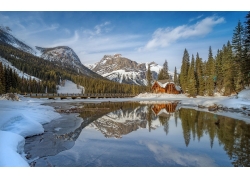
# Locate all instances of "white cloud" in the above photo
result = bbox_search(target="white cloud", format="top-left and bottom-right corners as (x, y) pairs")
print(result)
(83, 21), (112, 36)
(50, 31), (79, 47)
(140, 16), (225, 51)
(63, 28), (71, 35)
(26, 23), (59, 35)
(189, 14), (204, 22)
(141, 140), (217, 166)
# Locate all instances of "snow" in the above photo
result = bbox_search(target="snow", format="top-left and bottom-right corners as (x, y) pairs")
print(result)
(0, 97), (61, 167)
(0, 56), (40, 81)
(57, 80), (84, 94)
(0, 131), (29, 167)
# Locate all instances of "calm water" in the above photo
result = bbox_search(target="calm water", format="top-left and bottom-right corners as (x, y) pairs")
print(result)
(32, 102), (250, 167)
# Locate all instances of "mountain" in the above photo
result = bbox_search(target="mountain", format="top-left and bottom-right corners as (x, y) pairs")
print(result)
(35, 46), (105, 79)
(86, 54), (174, 86)
(0, 26), (36, 55)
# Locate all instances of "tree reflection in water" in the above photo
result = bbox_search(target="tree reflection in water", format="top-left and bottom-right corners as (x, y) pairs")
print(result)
(75, 101), (250, 167)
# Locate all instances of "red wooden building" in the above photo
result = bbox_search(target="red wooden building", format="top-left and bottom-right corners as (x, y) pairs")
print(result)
(151, 80), (181, 94)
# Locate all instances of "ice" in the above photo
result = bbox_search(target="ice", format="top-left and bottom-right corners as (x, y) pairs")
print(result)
(0, 98), (61, 167)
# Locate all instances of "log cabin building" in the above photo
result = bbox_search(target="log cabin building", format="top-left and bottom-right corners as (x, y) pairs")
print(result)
(151, 79), (181, 94)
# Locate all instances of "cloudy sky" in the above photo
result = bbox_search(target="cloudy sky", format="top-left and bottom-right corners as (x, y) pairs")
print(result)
(0, 2), (248, 71)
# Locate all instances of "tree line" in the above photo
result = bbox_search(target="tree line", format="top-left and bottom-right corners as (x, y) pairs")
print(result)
(179, 12), (250, 97)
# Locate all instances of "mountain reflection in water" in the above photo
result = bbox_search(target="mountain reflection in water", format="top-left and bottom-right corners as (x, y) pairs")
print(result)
(78, 101), (250, 167)
(32, 101), (250, 167)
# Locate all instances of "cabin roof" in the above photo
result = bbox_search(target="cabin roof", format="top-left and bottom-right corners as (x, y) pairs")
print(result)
(152, 79), (174, 88)
(152, 79), (181, 92)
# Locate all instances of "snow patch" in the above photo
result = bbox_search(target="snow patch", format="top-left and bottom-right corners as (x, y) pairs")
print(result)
(57, 80), (84, 94)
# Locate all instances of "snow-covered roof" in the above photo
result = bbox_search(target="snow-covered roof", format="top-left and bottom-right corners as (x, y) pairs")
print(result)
(153, 80), (175, 88)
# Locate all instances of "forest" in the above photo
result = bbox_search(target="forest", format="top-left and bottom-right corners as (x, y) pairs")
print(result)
(178, 12), (250, 96)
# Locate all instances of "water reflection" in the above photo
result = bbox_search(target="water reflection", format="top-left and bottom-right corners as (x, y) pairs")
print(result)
(31, 101), (250, 167)
(178, 108), (250, 167)
(80, 102), (250, 167)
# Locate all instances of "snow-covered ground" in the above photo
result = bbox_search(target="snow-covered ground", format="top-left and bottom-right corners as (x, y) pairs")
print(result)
(1, 89), (250, 167)
(57, 80), (84, 94)
(0, 97), (61, 166)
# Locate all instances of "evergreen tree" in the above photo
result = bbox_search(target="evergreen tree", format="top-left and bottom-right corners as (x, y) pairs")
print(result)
(205, 46), (215, 96)
(221, 42), (235, 95)
(187, 54), (197, 97)
(232, 21), (245, 91)
(162, 60), (170, 79)
(174, 66), (178, 85)
(243, 12), (250, 86)
(195, 53), (205, 96)
(158, 60), (170, 80)
(0, 62), (5, 94)
(214, 49), (224, 93)
(179, 49), (190, 93)
(146, 64), (153, 92)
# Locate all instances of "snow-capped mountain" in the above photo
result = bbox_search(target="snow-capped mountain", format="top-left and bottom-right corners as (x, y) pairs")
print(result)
(0, 26), (36, 55)
(86, 54), (174, 86)
(35, 46), (104, 79)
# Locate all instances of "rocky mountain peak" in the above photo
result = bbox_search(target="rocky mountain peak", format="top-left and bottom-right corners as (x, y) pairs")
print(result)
(35, 46), (105, 79)
(87, 54), (164, 86)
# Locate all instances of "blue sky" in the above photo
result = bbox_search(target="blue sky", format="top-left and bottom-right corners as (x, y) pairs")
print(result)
(0, 11), (248, 71)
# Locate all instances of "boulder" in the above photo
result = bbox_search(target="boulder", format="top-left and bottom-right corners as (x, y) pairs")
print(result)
(0, 93), (20, 101)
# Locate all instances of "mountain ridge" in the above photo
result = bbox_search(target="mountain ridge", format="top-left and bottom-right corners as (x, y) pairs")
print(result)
(0, 26), (36, 55)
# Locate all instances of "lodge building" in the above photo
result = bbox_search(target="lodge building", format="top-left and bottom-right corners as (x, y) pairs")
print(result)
(151, 79), (181, 94)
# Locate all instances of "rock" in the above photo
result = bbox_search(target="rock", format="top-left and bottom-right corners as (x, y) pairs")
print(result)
(208, 105), (218, 111)
(198, 105), (205, 109)
(0, 93), (20, 101)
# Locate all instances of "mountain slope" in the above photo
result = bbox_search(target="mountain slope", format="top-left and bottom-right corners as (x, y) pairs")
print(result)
(86, 54), (174, 86)
(0, 26), (36, 55)
(36, 46), (105, 79)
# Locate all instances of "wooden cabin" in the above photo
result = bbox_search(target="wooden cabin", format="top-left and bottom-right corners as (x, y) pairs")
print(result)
(151, 79), (181, 94)
(151, 81), (165, 93)
(165, 82), (181, 94)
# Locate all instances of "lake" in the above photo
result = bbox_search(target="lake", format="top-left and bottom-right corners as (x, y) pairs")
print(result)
(25, 101), (250, 167)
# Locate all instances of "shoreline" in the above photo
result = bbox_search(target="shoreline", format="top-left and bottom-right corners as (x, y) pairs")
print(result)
(24, 102), (84, 167)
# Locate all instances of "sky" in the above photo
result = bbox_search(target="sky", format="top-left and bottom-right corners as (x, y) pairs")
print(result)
(0, 1), (249, 72)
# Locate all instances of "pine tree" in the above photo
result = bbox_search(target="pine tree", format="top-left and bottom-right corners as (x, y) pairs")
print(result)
(147, 64), (153, 92)
(232, 21), (245, 91)
(243, 12), (250, 86)
(195, 53), (205, 95)
(162, 60), (170, 80)
(0, 62), (5, 94)
(179, 49), (190, 93)
(187, 54), (197, 97)
(205, 46), (215, 96)
(174, 66), (178, 85)
(222, 42), (235, 95)
(214, 49), (224, 93)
